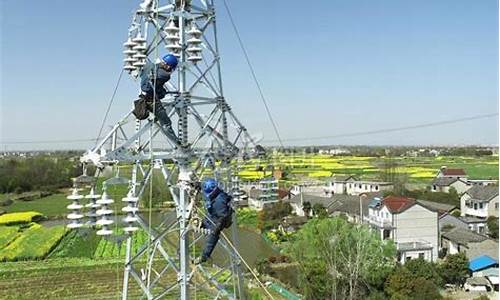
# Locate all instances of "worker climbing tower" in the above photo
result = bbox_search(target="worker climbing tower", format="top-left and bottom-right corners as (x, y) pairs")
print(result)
(67, 0), (260, 299)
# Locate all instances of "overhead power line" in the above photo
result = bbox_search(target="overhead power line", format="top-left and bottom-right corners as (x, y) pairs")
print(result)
(2, 112), (497, 146)
(262, 112), (499, 144)
(222, 0), (284, 148)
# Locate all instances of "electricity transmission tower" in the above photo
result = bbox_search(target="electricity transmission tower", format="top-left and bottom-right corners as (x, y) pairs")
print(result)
(67, 1), (256, 299)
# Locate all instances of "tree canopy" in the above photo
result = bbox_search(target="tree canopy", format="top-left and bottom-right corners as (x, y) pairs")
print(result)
(286, 217), (396, 299)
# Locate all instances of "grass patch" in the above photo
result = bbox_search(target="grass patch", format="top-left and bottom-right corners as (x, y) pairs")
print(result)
(4, 194), (68, 218)
(48, 229), (101, 259)
(237, 208), (258, 228)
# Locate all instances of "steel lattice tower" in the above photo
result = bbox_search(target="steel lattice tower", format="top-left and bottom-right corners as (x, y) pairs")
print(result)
(68, 1), (256, 299)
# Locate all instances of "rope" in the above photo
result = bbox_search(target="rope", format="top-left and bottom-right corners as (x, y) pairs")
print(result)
(195, 208), (276, 300)
(95, 69), (125, 146)
(221, 0), (284, 149)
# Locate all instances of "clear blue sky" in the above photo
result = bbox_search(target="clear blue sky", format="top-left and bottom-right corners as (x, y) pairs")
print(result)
(1, 0), (498, 150)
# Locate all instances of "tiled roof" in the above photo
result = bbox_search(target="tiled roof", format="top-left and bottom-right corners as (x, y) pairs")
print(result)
(441, 227), (488, 245)
(465, 185), (499, 201)
(382, 196), (415, 213)
(248, 188), (289, 200)
(331, 175), (358, 182)
(442, 168), (467, 176)
(417, 199), (457, 214)
(431, 177), (459, 186)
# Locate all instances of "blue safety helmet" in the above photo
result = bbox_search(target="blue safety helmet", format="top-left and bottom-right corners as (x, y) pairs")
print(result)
(202, 178), (218, 196)
(161, 54), (178, 69)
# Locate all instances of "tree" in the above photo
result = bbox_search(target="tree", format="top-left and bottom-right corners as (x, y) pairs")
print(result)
(256, 201), (292, 230)
(487, 216), (498, 239)
(438, 252), (469, 287)
(404, 258), (442, 287)
(286, 217), (396, 299)
(384, 267), (442, 300)
(312, 203), (328, 218)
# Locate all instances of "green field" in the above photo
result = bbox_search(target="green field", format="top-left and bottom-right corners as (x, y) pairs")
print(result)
(0, 257), (284, 300)
(3, 194), (69, 217)
(0, 224), (66, 262)
(237, 154), (499, 183)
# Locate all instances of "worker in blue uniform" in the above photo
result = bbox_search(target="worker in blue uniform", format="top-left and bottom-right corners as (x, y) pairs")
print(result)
(133, 53), (180, 146)
(194, 178), (234, 264)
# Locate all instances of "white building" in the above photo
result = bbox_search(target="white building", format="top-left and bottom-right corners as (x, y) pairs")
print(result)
(436, 166), (468, 180)
(247, 177), (284, 210)
(430, 177), (471, 194)
(325, 175), (393, 196)
(461, 185), (499, 219)
(365, 196), (439, 264)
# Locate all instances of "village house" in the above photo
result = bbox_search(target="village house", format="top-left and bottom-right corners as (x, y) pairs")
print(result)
(461, 185), (499, 219)
(324, 175), (393, 196)
(365, 196), (439, 264)
(468, 255), (499, 292)
(417, 199), (459, 216)
(441, 227), (499, 260)
(278, 216), (308, 234)
(439, 213), (469, 232)
(284, 193), (339, 217)
(436, 166), (468, 180)
(468, 179), (498, 187)
(430, 177), (470, 194)
(246, 177), (290, 210)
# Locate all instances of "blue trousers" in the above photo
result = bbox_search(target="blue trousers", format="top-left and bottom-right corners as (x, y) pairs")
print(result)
(201, 218), (221, 260)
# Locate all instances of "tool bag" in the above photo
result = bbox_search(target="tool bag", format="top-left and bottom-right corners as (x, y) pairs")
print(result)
(132, 98), (149, 120)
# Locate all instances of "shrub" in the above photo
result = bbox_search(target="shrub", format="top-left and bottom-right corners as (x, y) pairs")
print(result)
(0, 211), (43, 225)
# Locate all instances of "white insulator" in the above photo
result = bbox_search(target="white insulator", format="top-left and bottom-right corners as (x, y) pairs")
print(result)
(187, 46), (202, 53)
(67, 203), (83, 210)
(132, 34), (146, 44)
(133, 60), (146, 67)
(133, 53), (147, 60)
(67, 213), (84, 220)
(96, 229), (113, 236)
(124, 57), (137, 64)
(165, 34), (180, 42)
(165, 21), (179, 34)
(187, 55), (202, 62)
(97, 208), (114, 215)
(67, 188), (83, 200)
(133, 44), (147, 52)
(122, 206), (139, 213)
(123, 226), (139, 233)
(187, 26), (202, 37)
(123, 49), (137, 55)
(96, 218), (114, 226)
(124, 65), (137, 71)
(187, 37), (202, 45)
(86, 188), (101, 200)
(123, 38), (137, 48)
(165, 44), (182, 52)
(67, 222), (83, 229)
(123, 216), (138, 223)
(122, 195), (139, 203)
(172, 51), (181, 58)
(97, 191), (113, 205)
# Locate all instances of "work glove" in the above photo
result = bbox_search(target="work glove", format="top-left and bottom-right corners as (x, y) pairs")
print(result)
(213, 222), (223, 234)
